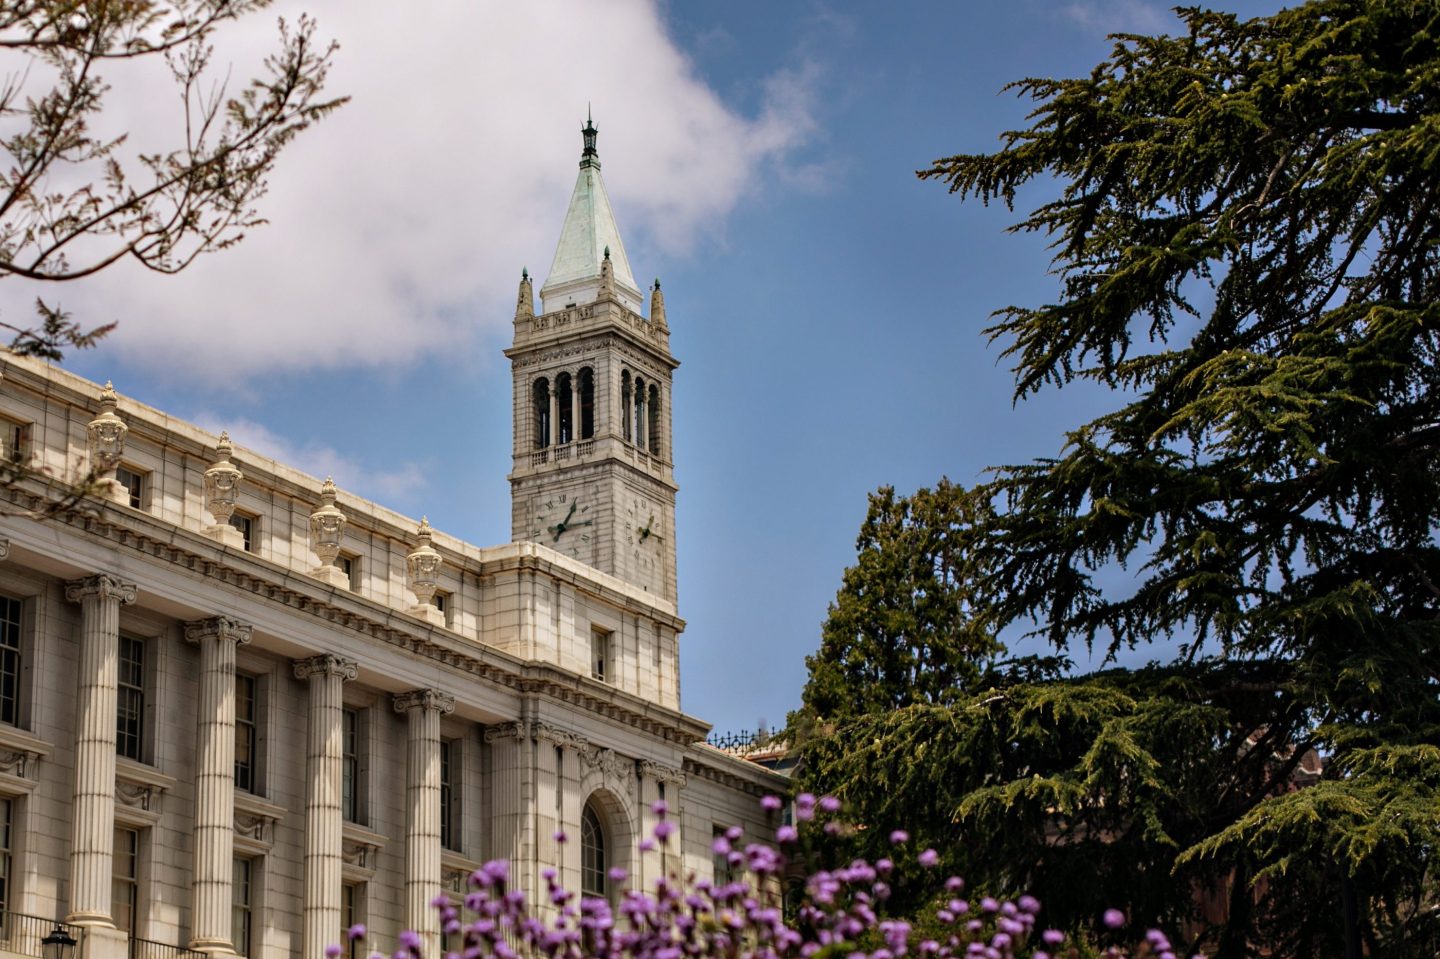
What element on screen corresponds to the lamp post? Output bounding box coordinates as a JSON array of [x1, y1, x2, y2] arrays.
[[41, 925, 76, 959]]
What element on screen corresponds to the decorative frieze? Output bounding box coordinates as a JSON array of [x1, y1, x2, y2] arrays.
[[639, 759, 686, 787]]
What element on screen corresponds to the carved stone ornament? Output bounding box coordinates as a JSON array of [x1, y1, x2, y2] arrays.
[[116, 781, 158, 811], [85, 380, 128, 473], [342, 841, 375, 870], [579, 744, 628, 782], [184, 615, 253, 647], [234, 812, 273, 844], [639, 759, 686, 788], [0, 537, 10, 562], [0, 749, 35, 778], [64, 573, 138, 607], [203, 432, 244, 526], [393, 688, 455, 715], [406, 517, 444, 607], [292, 654, 359, 683], [534, 722, 587, 751], [650, 279, 666, 328], [309, 477, 347, 569], [516, 268, 535, 321], [483, 721, 531, 745]]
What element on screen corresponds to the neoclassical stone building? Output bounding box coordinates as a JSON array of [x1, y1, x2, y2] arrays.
[[0, 120, 784, 959]]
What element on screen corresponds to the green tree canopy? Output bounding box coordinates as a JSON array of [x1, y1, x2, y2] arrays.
[[795, 2, 1440, 955]]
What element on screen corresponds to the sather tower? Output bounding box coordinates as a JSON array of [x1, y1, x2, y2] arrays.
[[507, 117, 678, 602]]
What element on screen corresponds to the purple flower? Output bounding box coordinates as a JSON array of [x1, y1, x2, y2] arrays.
[[347, 924, 367, 940], [325, 946, 342, 959], [1042, 929, 1065, 945], [651, 799, 669, 817], [918, 848, 939, 868], [638, 839, 656, 852], [397, 930, 422, 952], [608, 866, 628, 882], [1104, 908, 1127, 929], [820, 795, 841, 813], [654, 820, 675, 840], [1018, 895, 1041, 915], [553, 830, 567, 843], [760, 794, 782, 811], [889, 829, 910, 844], [776, 825, 799, 843]]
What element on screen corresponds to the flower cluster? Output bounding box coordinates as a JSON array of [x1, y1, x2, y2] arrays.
[[338, 794, 1197, 959]]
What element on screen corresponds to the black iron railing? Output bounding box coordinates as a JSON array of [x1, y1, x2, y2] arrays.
[[0, 912, 78, 959], [128, 936, 207, 959], [707, 729, 774, 751]]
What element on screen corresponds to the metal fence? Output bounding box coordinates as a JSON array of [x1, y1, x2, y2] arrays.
[[0, 912, 78, 959], [128, 937, 207, 959]]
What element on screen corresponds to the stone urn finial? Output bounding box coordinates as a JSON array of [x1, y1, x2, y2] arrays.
[[308, 477, 349, 586], [406, 516, 446, 626], [86, 380, 129, 503], [202, 431, 246, 548]]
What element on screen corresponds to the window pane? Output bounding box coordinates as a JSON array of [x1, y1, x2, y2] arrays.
[[342, 708, 359, 823], [232, 858, 252, 957], [0, 596, 22, 726], [112, 827, 138, 934], [117, 637, 145, 761], [235, 674, 257, 792], [581, 803, 606, 899]]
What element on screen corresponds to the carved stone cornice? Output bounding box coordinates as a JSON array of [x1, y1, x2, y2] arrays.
[[393, 688, 455, 715], [639, 759, 686, 787], [682, 755, 787, 798], [64, 573, 137, 606], [292, 654, 359, 682], [183, 615, 253, 646]]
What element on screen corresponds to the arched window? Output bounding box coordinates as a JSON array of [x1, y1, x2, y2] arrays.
[[621, 371, 632, 443], [633, 377, 647, 451], [556, 372, 574, 445], [648, 384, 661, 457], [532, 378, 551, 449], [581, 801, 607, 899], [578, 368, 595, 440]]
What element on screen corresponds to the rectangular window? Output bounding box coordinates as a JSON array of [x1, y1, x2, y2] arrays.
[[0, 596, 22, 727], [342, 707, 362, 824], [232, 857, 253, 957], [432, 590, 454, 628], [116, 636, 145, 761], [228, 512, 255, 552], [440, 739, 458, 851], [235, 674, 257, 793], [342, 883, 365, 959], [0, 420, 30, 463], [591, 627, 611, 682], [712, 825, 735, 886], [338, 554, 360, 592], [0, 797, 12, 918], [114, 465, 146, 510], [112, 826, 139, 935]]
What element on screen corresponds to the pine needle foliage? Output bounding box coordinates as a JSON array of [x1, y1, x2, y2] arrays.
[[796, 3, 1440, 956]]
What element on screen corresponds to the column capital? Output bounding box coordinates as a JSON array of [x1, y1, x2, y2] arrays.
[[483, 721, 530, 744], [392, 689, 455, 716], [291, 654, 358, 682], [64, 573, 137, 606], [184, 616, 253, 647], [639, 759, 687, 787]]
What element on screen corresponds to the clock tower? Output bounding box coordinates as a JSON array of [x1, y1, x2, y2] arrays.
[[506, 117, 679, 603]]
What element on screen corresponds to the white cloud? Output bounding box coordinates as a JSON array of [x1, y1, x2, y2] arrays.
[[191, 415, 427, 507], [1060, 0, 1174, 34], [14, 1, 820, 380]]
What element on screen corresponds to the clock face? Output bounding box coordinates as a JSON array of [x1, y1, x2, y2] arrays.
[[626, 495, 664, 589], [530, 492, 596, 561]]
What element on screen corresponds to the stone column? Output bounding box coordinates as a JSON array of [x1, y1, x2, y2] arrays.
[[293, 655, 358, 959], [186, 617, 253, 952], [548, 389, 559, 448], [485, 722, 534, 896], [639, 761, 686, 887], [63, 574, 137, 927], [569, 383, 581, 445], [394, 690, 454, 957]]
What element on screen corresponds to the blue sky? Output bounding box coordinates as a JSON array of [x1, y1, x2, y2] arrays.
[[31, 0, 1281, 734]]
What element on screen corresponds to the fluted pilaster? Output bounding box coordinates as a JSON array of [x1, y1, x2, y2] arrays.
[[394, 689, 454, 956], [293, 655, 358, 959], [64, 574, 137, 926], [186, 616, 253, 951]]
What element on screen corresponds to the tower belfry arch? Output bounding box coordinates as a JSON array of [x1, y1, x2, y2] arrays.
[[506, 117, 679, 602]]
